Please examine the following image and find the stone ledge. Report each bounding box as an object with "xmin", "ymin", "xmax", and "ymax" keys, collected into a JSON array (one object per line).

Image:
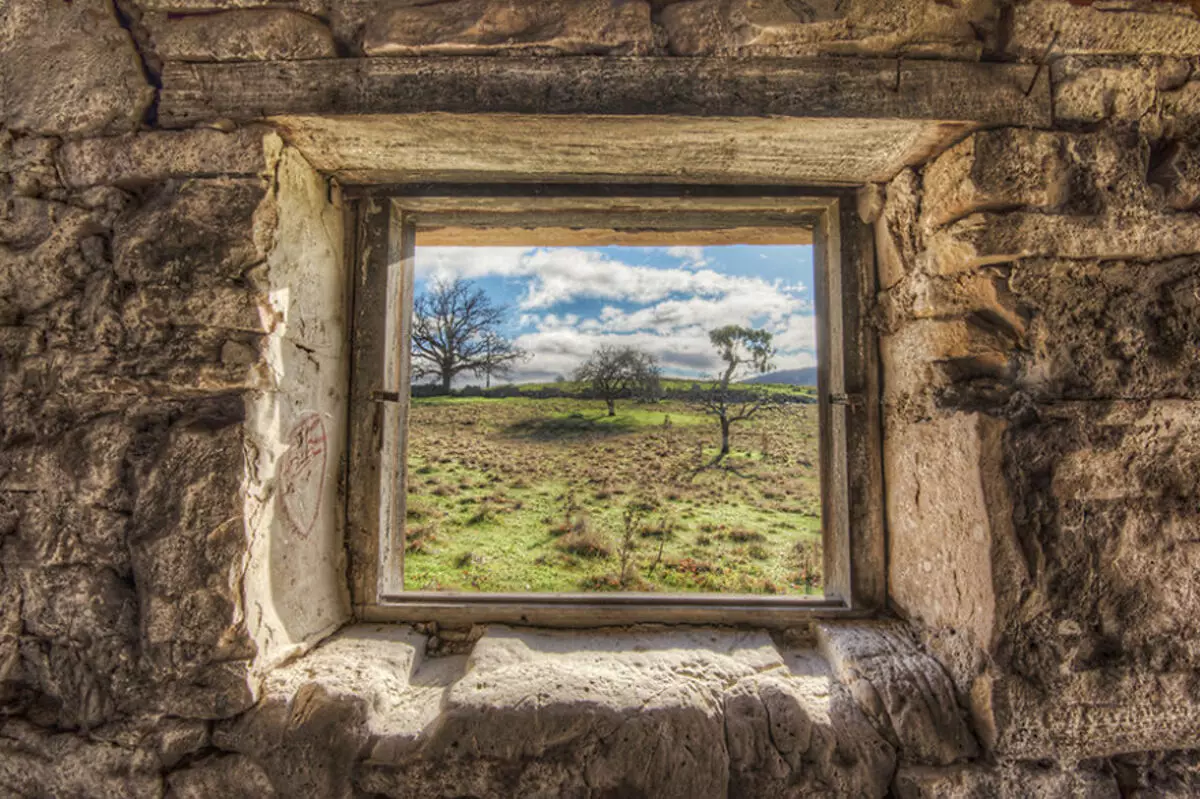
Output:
[{"xmin": 215, "ymin": 623, "xmax": 901, "ymax": 797}]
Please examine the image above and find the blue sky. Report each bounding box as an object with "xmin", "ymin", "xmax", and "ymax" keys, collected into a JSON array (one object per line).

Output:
[{"xmin": 413, "ymin": 245, "xmax": 817, "ymax": 384}]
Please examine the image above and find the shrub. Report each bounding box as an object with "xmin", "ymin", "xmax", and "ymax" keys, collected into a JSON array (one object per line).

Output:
[
  {"xmin": 556, "ymin": 529, "xmax": 611, "ymax": 558},
  {"xmin": 467, "ymin": 500, "xmax": 498, "ymax": 525},
  {"xmin": 727, "ymin": 527, "xmax": 766, "ymax": 543},
  {"xmin": 405, "ymin": 521, "xmax": 440, "ymax": 554},
  {"xmin": 793, "ymin": 538, "xmax": 823, "ymax": 590}
]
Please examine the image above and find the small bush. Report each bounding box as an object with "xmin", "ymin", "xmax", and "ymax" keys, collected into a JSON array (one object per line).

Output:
[
  {"xmin": 405, "ymin": 521, "xmax": 439, "ymax": 553},
  {"xmin": 793, "ymin": 538, "xmax": 823, "ymax": 590},
  {"xmin": 455, "ymin": 551, "xmax": 485, "ymax": 568},
  {"xmin": 467, "ymin": 500, "xmax": 498, "ymax": 525},
  {"xmin": 726, "ymin": 527, "xmax": 766, "ymax": 543},
  {"xmin": 556, "ymin": 529, "xmax": 611, "ymax": 558}
]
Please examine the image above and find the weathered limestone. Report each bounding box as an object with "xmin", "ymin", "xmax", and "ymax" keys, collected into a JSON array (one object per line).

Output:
[
  {"xmin": 1149, "ymin": 141, "xmax": 1200, "ymax": 210},
  {"xmin": 875, "ymin": 168, "xmax": 921, "ymax": 290},
  {"xmin": 0, "ymin": 719, "xmax": 163, "ymax": 799},
  {"xmin": 5, "ymin": 0, "xmax": 1200, "ymax": 794},
  {"xmin": 922, "ymin": 211, "xmax": 1200, "ymax": 275},
  {"xmin": 1051, "ymin": 56, "xmax": 1200, "ymax": 134},
  {"xmin": 361, "ymin": 0, "xmax": 656, "ymax": 56},
  {"xmin": 166, "ymin": 754, "xmax": 277, "ymax": 798},
  {"xmin": 893, "ymin": 762, "xmax": 1119, "ymax": 799},
  {"xmin": 884, "ymin": 414, "xmax": 1021, "ymax": 670},
  {"xmin": 145, "ymin": 9, "xmax": 337, "ymax": 62},
  {"xmin": 215, "ymin": 625, "xmax": 895, "ymax": 798},
  {"xmin": 241, "ymin": 139, "xmax": 351, "ymax": 672},
  {"xmin": 1007, "ymin": 1, "xmax": 1200, "ymax": 59},
  {"xmin": 662, "ymin": 0, "xmax": 997, "ymax": 59},
  {"xmin": 880, "ymin": 318, "xmax": 1019, "ymax": 418},
  {"xmin": 1010, "ymin": 257, "xmax": 1200, "ymax": 400},
  {"xmin": 921, "ymin": 130, "xmax": 1071, "ymax": 232},
  {"xmin": 816, "ymin": 622, "xmax": 979, "ymax": 765},
  {"xmin": 0, "ymin": 0, "xmax": 154, "ymax": 137},
  {"xmin": 976, "ymin": 668, "xmax": 1200, "ymax": 761}
]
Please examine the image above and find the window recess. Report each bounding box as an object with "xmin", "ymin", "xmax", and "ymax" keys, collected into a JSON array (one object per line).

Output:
[{"xmin": 344, "ymin": 187, "xmax": 883, "ymax": 627}]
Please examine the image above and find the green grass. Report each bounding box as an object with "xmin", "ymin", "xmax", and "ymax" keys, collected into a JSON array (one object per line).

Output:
[{"xmin": 403, "ymin": 396, "xmax": 822, "ymax": 596}]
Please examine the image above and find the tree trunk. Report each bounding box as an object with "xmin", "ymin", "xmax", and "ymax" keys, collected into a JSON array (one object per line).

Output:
[
  {"xmin": 606, "ymin": 398, "xmax": 616, "ymax": 416},
  {"xmin": 441, "ymin": 371, "xmax": 452, "ymax": 394},
  {"xmin": 719, "ymin": 416, "xmax": 731, "ymax": 456}
]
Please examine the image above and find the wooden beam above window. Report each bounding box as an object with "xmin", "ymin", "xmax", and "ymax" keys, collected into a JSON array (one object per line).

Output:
[{"xmin": 160, "ymin": 56, "xmax": 1050, "ymax": 128}]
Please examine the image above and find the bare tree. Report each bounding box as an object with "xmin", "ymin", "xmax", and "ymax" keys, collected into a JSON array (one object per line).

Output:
[
  {"xmin": 690, "ymin": 325, "xmax": 776, "ymax": 472},
  {"xmin": 476, "ymin": 331, "xmax": 521, "ymax": 389},
  {"xmin": 574, "ymin": 345, "xmax": 660, "ymax": 416},
  {"xmin": 411, "ymin": 278, "xmax": 527, "ymax": 393}
]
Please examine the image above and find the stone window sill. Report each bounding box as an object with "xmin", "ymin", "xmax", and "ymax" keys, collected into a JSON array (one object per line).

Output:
[{"xmin": 215, "ymin": 622, "xmax": 977, "ymax": 798}]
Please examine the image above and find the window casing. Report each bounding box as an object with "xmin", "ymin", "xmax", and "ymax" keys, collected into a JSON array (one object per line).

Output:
[{"xmin": 344, "ymin": 186, "xmax": 883, "ymax": 626}]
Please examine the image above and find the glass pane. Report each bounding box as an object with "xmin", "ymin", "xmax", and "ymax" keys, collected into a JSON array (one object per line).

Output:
[{"xmin": 403, "ymin": 244, "xmax": 822, "ymax": 595}]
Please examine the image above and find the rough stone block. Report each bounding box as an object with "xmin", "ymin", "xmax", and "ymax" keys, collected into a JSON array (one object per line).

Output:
[
  {"xmin": 57, "ymin": 128, "xmax": 268, "ymax": 189},
  {"xmin": 0, "ymin": 197, "xmax": 100, "ymax": 319},
  {"xmin": 0, "ymin": 720, "xmax": 161, "ymax": 799},
  {"xmin": 0, "ymin": 0, "xmax": 154, "ymax": 137},
  {"xmin": 876, "ymin": 168, "xmax": 920, "ymax": 290},
  {"xmin": 922, "ymin": 130, "xmax": 1070, "ymax": 231},
  {"xmin": 976, "ymin": 669, "xmax": 1200, "ymax": 761},
  {"xmin": 1010, "ymin": 257, "xmax": 1200, "ymax": 400},
  {"xmin": 139, "ymin": 0, "xmax": 325, "ymax": 10},
  {"xmin": 113, "ymin": 178, "xmax": 269, "ymax": 288},
  {"xmin": 922, "ymin": 211, "xmax": 1200, "ymax": 275},
  {"xmin": 1007, "ymin": 2, "xmax": 1200, "ymax": 59},
  {"xmin": 167, "ymin": 754, "xmax": 277, "ymax": 798},
  {"xmin": 885, "ymin": 414, "xmax": 1023, "ymax": 661},
  {"xmin": 894, "ymin": 762, "xmax": 1119, "ymax": 799},
  {"xmin": 1113, "ymin": 749, "xmax": 1200, "ymax": 798},
  {"xmin": 999, "ymin": 401, "xmax": 1200, "ymax": 682},
  {"xmin": 145, "ymin": 9, "xmax": 337, "ymax": 62},
  {"xmin": 1052, "ymin": 57, "xmax": 1200, "ymax": 136},
  {"xmin": 123, "ymin": 401, "xmax": 257, "ymax": 717},
  {"xmin": 220, "ymin": 625, "xmax": 896, "ymax": 798},
  {"xmin": 1149, "ymin": 141, "xmax": 1200, "ymax": 211},
  {"xmin": 361, "ymin": 0, "xmax": 655, "ymax": 56},
  {"xmin": 662, "ymin": 0, "xmax": 996, "ymax": 58},
  {"xmin": 0, "ymin": 136, "xmax": 61, "ymax": 198},
  {"xmin": 816, "ymin": 622, "xmax": 979, "ymax": 765},
  {"xmin": 880, "ymin": 318, "xmax": 1019, "ymax": 417}
]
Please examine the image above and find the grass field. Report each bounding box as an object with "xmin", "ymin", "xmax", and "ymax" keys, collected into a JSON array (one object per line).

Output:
[{"xmin": 402, "ymin": 392, "xmax": 823, "ymax": 596}]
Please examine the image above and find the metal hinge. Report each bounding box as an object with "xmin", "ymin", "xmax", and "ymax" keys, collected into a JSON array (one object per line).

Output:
[
  {"xmin": 371, "ymin": 390, "xmax": 403, "ymax": 403},
  {"xmin": 829, "ymin": 392, "xmax": 864, "ymax": 408}
]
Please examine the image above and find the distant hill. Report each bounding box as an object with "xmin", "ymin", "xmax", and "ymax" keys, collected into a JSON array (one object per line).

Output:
[{"xmin": 741, "ymin": 367, "xmax": 818, "ymax": 387}]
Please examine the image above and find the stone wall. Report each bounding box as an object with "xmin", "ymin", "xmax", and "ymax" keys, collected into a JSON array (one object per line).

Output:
[{"xmin": 2, "ymin": 0, "xmax": 1198, "ymax": 796}]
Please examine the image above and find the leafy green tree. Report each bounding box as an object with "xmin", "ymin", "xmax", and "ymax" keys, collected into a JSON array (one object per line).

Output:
[{"xmin": 691, "ymin": 325, "xmax": 776, "ymax": 469}]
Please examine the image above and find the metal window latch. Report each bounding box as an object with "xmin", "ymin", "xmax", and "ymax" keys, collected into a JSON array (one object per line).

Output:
[
  {"xmin": 829, "ymin": 392, "xmax": 864, "ymax": 408},
  {"xmin": 371, "ymin": 390, "xmax": 403, "ymax": 403}
]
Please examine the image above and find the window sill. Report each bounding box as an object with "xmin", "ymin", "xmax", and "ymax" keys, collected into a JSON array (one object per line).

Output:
[{"xmin": 219, "ymin": 621, "xmax": 977, "ymax": 798}]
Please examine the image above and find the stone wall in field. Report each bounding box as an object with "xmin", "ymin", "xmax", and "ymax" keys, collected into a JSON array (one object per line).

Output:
[{"xmin": 2, "ymin": 0, "xmax": 1199, "ymax": 796}]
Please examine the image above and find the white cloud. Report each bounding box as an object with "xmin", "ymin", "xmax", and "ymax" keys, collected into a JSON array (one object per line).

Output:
[
  {"xmin": 416, "ymin": 246, "xmax": 807, "ymax": 311},
  {"xmin": 510, "ymin": 327, "xmax": 724, "ymax": 380},
  {"xmin": 414, "ymin": 245, "xmax": 817, "ymax": 383},
  {"xmin": 665, "ymin": 246, "xmax": 709, "ymax": 269}
]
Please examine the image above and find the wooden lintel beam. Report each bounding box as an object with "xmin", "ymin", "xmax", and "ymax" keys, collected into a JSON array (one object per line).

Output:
[{"xmin": 159, "ymin": 56, "xmax": 1050, "ymax": 129}]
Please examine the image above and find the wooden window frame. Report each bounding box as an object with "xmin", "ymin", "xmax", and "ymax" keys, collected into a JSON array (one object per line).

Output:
[{"xmin": 344, "ymin": 185, "xmax": 883, "ymax": 627}]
